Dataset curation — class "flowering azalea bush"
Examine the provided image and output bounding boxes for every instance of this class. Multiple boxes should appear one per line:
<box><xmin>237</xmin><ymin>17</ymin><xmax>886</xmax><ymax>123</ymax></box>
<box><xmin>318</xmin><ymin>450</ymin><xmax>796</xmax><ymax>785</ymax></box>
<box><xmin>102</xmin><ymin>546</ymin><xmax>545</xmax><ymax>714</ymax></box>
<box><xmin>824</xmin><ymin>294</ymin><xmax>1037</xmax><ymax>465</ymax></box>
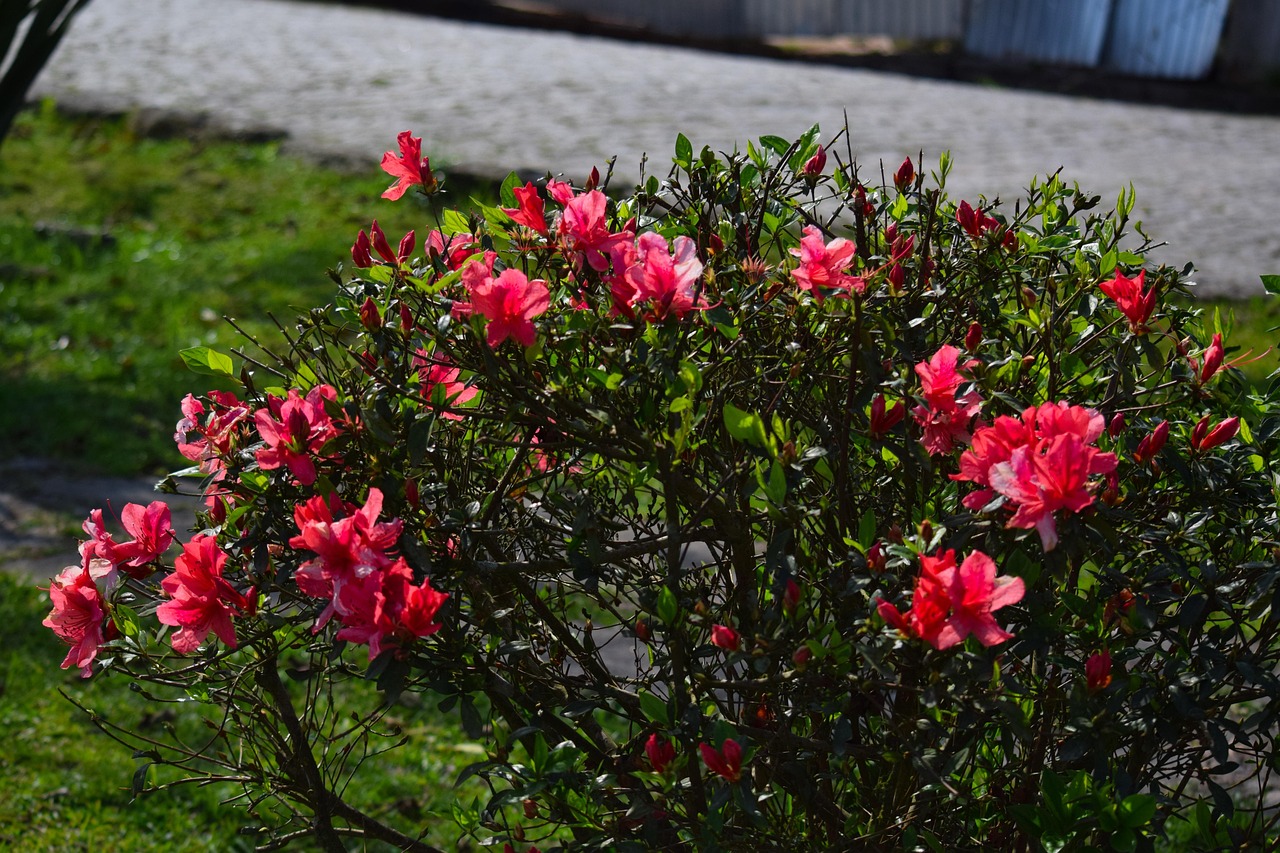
<box><xmin>43</xmin><ymin>125</ymin><xmax>1280</xmax><ymax>850</ymax></box>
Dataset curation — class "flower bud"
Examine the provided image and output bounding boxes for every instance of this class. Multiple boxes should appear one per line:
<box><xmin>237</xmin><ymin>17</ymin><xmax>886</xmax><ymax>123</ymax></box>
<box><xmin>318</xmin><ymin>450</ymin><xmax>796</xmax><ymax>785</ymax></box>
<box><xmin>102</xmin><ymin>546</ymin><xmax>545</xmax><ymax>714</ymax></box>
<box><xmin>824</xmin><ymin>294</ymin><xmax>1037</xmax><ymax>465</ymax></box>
<box><xmin>1086</xmin><ymin>650</ymin><xmax>1112</xmax><ymax>693</ymax></box>
<box><xmin>1108</xmin><ymin>412</ymin><xmax>1126</xmax><ymax>439</ymax></box>
<box><xmin>867</xmin><ymin>541</ymin><xmax>887</xmax><ymax>572</ymax></box>
<box><xmin>645</xmin><ymin>733</ymin><xmax>676</xmax><ymax>773</ymax></box>
<box><xmin>965</xmin><ymin>321</ymin><xmax>983</xmax><ymax>352</ymax></box>
<box><xmin>888</xmin><ymin>263</ymin><xmax>906</xmax><ymax>289</ymax></box>
<box><xmin>1198</xmin><ymin>333</ymin><xmax>1225</xmax><ymax>384</ymax></box>
<box><xmin>400</xmin><ymin>302</ymin><xmax>414</xmax><ymax>336</ymax></box>
<box><xmin>893</xmin><ymin>156</ymin><xmax>914</xmax><ymax>193</ymax></box>
<box><xmin>801</xmin><ymin>145</ymin><xmax>826</xmax><ymax>179</ymax></box>
<box><xmin>370</xmin><ymin>219</ymin><xmax>396</xmax><ymax>265</ymax></box>
<box><xmin>359</xmin><ymin>297</ymin><xmax>381</xmax><ymax>331</ymax></box>
<box><xmin>585</xmin><ymin>166</ymin><xmax>600</xmax><ymax>192</ymax></box>
<box><xmin>351</xmin><ymin>229</ymin><xmax>373</xmax><ymax>268</ymax></box>
<box><xmin>634</xmin><ymin>619</ymin><xmax>652</xmax><ymax>643</ymax></box>
<box><xmin>884</xmin><ymin>223</ymin><xmax>899</xmax><ymax>246</ymax></box>
<box><xmin>397</xmin><ymin>229</ymin><xmax>416</xmax><ymax>265</ymax></box>
<box><xmin>711</xmin><ymin>624</ymin><xmax>741</xmax><ymax>651</ymax></box>
<box><xmin>782</xmin><ymin>579</ymin><xmax>801</xmax><ymax>617</ymax></box>
<box><xmin>522</xmin><ymin>799</ymin><xmax>538</xmax><ymax>819</ymax></box>
<box><xmin>1194</xmin><ymin>415</ymin><xmax>1239</xmax><ymax>452</ymax></box>
<box><xmin>707</xmin><ymin>232</ymin><xmax>724</xmax><ymax>254</ymax></box>
<box><xmin>1134</xmin><ymin>420</ymin><xmax>1169</xmax><ymax>465</ymax></box>
<box><xmin>1002</xmin><ymin>228</ymin><xmax>1018</xmax><ymax>252</ymax></box>
<box><xmin>792</xmin><ymin>645</ymin><xmax>813</xmax><ymax>669</ymax></box>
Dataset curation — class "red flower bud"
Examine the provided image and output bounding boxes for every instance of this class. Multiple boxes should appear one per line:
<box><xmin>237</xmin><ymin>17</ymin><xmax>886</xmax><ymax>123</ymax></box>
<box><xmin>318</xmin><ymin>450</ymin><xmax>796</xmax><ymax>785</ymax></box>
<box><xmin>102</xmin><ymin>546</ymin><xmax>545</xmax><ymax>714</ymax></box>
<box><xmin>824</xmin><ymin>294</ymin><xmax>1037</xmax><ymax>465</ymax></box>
<box><xmin>707</xmin><ymin>232</ymin><xmax>724</xmax><ymax>254</ymax></box>
<box><xmin>646</xmin><ymin>733</ymin><xmax>676</xmax><ymax>774</ymax></box>
<box><xmin>867</xmin><ymin>541</ymin><xmax>887</xmax><ymax>573</ymax></box>
<box><xmin>370</xmin><ymin>219</ymin><xmax>396</xmax><ymax>264</ymax></box>
<box><xmin>711</xmin><ymin>624</ymin><xmax>741</xmax><ymax>651</ymax></box>
<box><xmin>1133</xmin><ymin>420</ymin><xmax>1169</xmax><ymax>465</ymax></box>
<box><xmin>351</xmin><ymin>229</ymin><xmax>373</xmax><ymax>268</ymax></box>
<box><xmin>1198</xmin><ymin>333</ymin><xmax>1225</xmax><ymax>384</ymax></box>
<box><xmin>782</xmin><ymin>578</ymin><xmax>801</xmax><ymax>617</ymax></box>
<box><xmin>1108</xmin><ymin>412</ymin><xmax>1126</xmax><ymax>439</ymax></box>
<box><xmin>888</xmin><ymin>263</ymin><xmax>906</xmax><ymax>288</ymax></box>
<box><xmin>399</xmin><ymin>302</ymin><xmax>414</xmax><ymax>335</ymax></box>
<box><xmin>801</xmin><ymin>145</ymin><xmax>826</xmax><ymax>179</ymax></box>
<box><xmin>699</xmin><ymin>738</ymin><xmax>743</xmax><ymax>783</ymax></box>
<box><xmin>965</xmin><ymin>321</ymin><xmax>983</xmax><ymax>352</ymax></box>
<box><xmin>1193</xmin><ymin>415</ymin><xmax>1239</xmax><ymax>452</ymax></box>
<box><xmin>893</xmin><ymin>156</ymin><xmax>914</xmax><ymax>192</ymax></box>
<box><xmin>792</xmin><ymin>645</ymin><xmax>813</xmax><ymax>669</ymax></box>
<box><xmin>405</xmin><ymin>478</ymin><xmax>420</xmax><ymax>509</ymax></box>
<box><xmin>1002</xmin><ymin>228</ymin><xmax>1018</xmax><ymax>252</ymax></box>
<box><xmin>634</xmin><ymin>619</ymin><xmax>652</xmax><ymax>643</ymax></box>
<box><xmin>359</xmin><ymin>297</ymin><xmax>381</xmax><ymax>331</ymax></box>
<box><xmin>1086</xmin><ymin>650</ymin><xmax>1112</xmax><ymax>693</ymax></box>
<box><xmin>586</xmin><ymin>166</ymin><xmax>600</xmax><ymax>192</ymax></box>
<box><xmin>522</xmin><ymin>799</ymin><xmax>538</xmax><ymax>819</ymax></box>
<box><xmin>868</xmin><ymin>394</ymin><xmax>905</xmax><ymax>439</ymax></box>
<box><xmin>397</xmin><ymin>229</ymin><xmax>416</xmax><ymax>265</ymax></box>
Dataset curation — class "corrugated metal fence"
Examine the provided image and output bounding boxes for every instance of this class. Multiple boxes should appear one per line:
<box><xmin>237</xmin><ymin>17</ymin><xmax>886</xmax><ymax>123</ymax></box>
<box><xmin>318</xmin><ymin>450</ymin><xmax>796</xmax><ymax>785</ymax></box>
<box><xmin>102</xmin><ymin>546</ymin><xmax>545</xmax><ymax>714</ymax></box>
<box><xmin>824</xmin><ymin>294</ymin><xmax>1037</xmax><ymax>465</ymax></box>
<box><xmin>531</xmin><ymin>0</ymin><xmax>1271</xmax><ymax>81</ymax></box>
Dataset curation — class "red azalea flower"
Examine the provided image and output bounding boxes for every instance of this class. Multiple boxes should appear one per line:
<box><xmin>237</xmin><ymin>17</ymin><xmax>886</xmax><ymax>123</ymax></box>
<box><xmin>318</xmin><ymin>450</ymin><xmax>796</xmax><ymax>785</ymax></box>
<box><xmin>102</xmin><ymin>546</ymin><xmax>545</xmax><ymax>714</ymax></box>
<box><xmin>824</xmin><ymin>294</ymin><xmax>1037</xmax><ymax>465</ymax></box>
<box><xmin>414</xmin><ymin>349</ymin><xmax>478</xmax><ymax>420</ymax></box>
<box><xmin>1098</xmin><ymin>269</ymin><xmax>1157</xmax><ymax>333</ymax></box>
<box><xmin>156</xmin><ymin>535</ymin><xmax>250</xmax><ymax>654</ymax></box>
<box><xmin>502</xmin><ymin>181</ymin><xmax>548</xmax><ymax>235</ymax></box>
<box><xmin>878</xmin><ymin>548</ymin><xmax>1023</xmax><ymax>650</ymax></box>
<box><xmin>380</xmin><ymin>130</ymin><xmax>436</xmax><ymax>200</ymax></box>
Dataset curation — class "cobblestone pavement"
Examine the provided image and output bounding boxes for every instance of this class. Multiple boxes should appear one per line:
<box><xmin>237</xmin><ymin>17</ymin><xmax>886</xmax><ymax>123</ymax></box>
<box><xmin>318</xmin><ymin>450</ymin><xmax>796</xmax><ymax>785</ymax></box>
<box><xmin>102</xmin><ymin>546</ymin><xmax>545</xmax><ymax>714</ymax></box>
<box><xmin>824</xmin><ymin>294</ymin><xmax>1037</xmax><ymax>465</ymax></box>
<box><xmin>30</xmin><ymin>0</ymin><xmax>1280</xmax><ymax>298</ymax></box>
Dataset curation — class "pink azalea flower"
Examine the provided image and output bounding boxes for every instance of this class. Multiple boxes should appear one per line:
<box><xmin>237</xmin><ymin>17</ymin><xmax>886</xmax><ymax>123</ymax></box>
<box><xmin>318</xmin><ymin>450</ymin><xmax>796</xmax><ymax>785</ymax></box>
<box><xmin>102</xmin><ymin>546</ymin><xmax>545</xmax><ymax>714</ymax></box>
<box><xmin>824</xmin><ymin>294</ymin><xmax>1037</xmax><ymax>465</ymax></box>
<box><xmin>108</xmin><ymin>501</ymin><xmax>175</xmax><ymax>577</ymax></box>
<box><xmin>989</xmin><ymin>433</ymin><xmax>1117</xmax><ymax>552</ymax></box>
<box><xmin>1098</xmin><ymin>269</ymin><xmax>1156</xmax><ymax>333</ymax></box>
<box><xmin>557</xmin><ymin>189</ymin><xmax>625</xmax><ymax>272</ymax></box>
<box><xmin>467</xmin><ymin>268</ymin><xmax>551</xmax><ymax>348</ymax></box>
<box><xmin>156</xmin><ymin>535</ymin><xmax>251</xmax><ymax>654</ymax></box>
<box><xmin>878</xmin><ymin>548</ymin><xmax>1023</xmax><ymax>650</ymax></box>
<box><xmin>622</xmin><ymin>233</ymin><xmax>708</xmax><ymax>320</ymax></box>
<box><xmin>425</xmin><ymin>229</ymin><xmax>480</xmax><ymax>271</ymax></box>
<box><xmin>414</xmin><ymin>349</ymin><xmax>478</xmax><ymax>420</ymax></box>
<box><xmin>254</xmin><ymin>385</ymin><xmax>340</xmax><ymax>485</ymax></box>
<box><xmin>380</xmin><ymin>130</ymin><xmax>436</xmax><ymax>200</ymax></box>
<box><xmin>330</xmin><ymin>558</ymin><xmax>448</xmax><ymax>660</ymax></box>
<box><xmin>953</xmin><ymin>413</ymin><xmax>1035</xmax><ymax>509</ymax></box>
<box><xmin>502</xmin><ymin>181</ymin><xmax>548</xmax><ymax>235</ymax></box>
<box><xmin>43</xmin><ymin>564</ymin><xmax>109</xmax><ymax>677</ymax></box>
<box><xmin>790</xmin><ymin>225</ymin><xmax>862</xmax><ymax>300</ymax></box>
<box><xmin>911</xmin><ymin>345</ymin><xmax>984</xmax><ymax>455</ymax></box>
<box><xmin>175</xmin><ymin>391</ymin><xmax>249</xmax><ymax>473</ymax></box>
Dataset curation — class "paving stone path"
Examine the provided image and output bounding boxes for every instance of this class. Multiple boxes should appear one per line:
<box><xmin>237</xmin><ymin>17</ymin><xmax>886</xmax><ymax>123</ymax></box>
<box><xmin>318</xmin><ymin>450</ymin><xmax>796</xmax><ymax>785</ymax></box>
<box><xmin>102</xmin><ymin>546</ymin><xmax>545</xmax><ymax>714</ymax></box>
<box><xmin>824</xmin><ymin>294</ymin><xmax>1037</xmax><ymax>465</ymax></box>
<box><xmin>30</xmin><ymin>0</ymin><xmax>1280</xmax><ymax>300</ymax></box>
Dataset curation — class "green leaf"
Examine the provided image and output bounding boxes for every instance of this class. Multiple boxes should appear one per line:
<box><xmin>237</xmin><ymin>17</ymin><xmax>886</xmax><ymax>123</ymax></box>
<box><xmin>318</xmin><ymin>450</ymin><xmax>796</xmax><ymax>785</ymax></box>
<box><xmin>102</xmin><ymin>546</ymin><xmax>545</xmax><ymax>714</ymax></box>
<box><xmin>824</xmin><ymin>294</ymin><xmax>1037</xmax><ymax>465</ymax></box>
<box><xmin>111</xmin><ymin>603</ymin><xmax>141</xmax><ymax>638</ymax></box>
<box><xmin>763</xmin><ymin>460</ymin><xmax>786</xmax><ymax>506</ymax></box>
<box><xmin>179</xmin><ymin>346</ymin><xmax>235</xmax><ymax>378</ymax></box>
<box><xmin>723</xmin><ymin>404</ymin><xmax>768</xmax><ymax>448</ymax></box>
<box><xmin>638</xmin><ymin>689</ymin><xmax>670</xmax><ymax>725</ymax></box>
<box><xmin>656</xmin><ymin>586</ymin><xmax>678</xmax><ymax>624</ymax></box>
<box><xmin>759</xmin><ymin>135</ymin><xmax>791</xmax><ymax>158</ymax></box>
<box><xmin>499</xmin><ymin>171</ymin><xmax>521</xmax><ymax>208</ymax></box>
<box><xmin>675</xmin><ymin>133</ymin><xmax>692</xmax><ymax>166</ymax></box>
<box><xmin>1261</xmin><ymin>275</ymin><xmax>1280</xmax><ymax>295</ymax></box>
<box><xmin>441</xmin><ymin>208</ymin><xmax>471</xmax><ymax>237</ymax></box>
<box><xmin>669</xmin><ymin>396</ymin><xmax>692</xmax><ymax>414</ymax></box>
<box><xmin>1117</xmin><ymin>794</ymin><xmax>1156</xmax><ymax>829</ymax></box>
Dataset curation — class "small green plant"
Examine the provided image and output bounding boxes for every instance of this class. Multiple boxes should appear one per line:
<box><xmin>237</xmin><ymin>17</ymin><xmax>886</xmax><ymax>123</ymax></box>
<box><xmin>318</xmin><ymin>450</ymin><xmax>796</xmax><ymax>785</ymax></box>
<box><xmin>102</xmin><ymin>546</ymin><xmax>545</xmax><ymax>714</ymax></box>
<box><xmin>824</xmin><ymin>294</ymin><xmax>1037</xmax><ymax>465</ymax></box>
<box><xmin>40</xmin><ymin>125</ymin><xmax>1280</xmax><ymax>850</ymax></box>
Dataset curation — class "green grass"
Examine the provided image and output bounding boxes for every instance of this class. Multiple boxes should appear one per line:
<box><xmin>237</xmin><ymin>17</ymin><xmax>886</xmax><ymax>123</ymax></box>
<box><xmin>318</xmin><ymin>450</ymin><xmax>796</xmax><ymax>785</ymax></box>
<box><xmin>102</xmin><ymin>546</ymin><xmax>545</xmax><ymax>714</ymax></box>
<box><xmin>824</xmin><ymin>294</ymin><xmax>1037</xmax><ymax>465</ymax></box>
<box><xmin>0</xmin><ymin>101</ymin><xmax>494</xmax><ymax>475</ymax></box>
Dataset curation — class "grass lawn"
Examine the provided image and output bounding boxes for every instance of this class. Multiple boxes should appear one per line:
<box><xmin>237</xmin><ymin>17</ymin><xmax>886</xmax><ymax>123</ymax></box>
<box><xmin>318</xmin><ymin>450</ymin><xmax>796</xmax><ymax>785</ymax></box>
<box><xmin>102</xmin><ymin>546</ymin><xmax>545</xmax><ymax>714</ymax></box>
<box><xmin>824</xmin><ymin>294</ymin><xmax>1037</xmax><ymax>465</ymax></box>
<box><xmin>0</xmin><ymin>101</ymin><xmax>494</xmax><ymax>476</ymax></box>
